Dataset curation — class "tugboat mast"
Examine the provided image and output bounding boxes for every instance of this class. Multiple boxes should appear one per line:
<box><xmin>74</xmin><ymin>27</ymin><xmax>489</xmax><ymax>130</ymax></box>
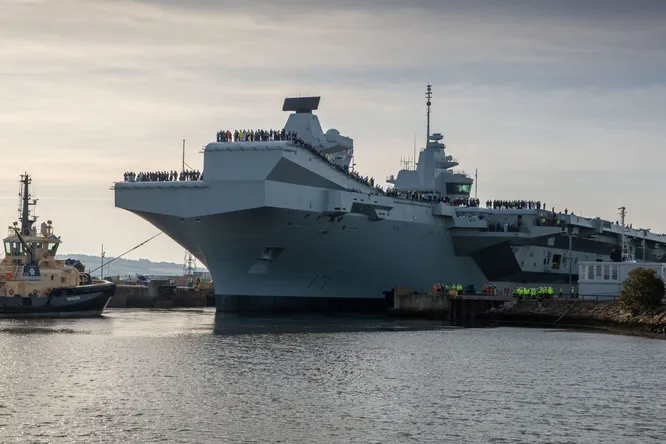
<box><xmin>18</xmin><ymin>173</ymin><xmax>37</xmax><ymax>236</ymax></box>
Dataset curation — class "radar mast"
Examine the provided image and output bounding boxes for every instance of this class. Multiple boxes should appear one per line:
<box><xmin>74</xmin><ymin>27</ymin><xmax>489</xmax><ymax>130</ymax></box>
<box><xmin>425</xmin><ymin>84</ymin><xmax>432</xmax><ymax>145</ymax></box>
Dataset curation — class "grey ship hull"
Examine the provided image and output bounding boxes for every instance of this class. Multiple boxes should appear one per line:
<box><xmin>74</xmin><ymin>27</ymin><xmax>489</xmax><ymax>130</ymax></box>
<box><xmin>124</xmin><ymin>202</ymin><xmax>487</xmax><ymax>312</ymax></box>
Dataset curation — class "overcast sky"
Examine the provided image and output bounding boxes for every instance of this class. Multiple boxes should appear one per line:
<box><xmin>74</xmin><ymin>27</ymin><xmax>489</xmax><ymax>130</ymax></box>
<box><xmin>1</xmin><ymin>0</ymin><xmax>665</xmax><ymax>264</ymax></box>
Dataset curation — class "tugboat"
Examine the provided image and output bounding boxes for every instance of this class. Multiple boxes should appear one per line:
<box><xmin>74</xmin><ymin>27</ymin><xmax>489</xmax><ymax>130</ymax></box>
<box><xmin>0</xmin><ymin>174</ymin><xmax>115</xmax><ymax>318</ymax></box>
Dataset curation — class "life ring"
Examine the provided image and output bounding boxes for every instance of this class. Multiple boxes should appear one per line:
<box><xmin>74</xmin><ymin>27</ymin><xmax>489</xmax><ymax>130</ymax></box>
<box><xmin>8</xmin><ymin>289</ymin><xmax>14</xmax><ymax>296</ymax></box>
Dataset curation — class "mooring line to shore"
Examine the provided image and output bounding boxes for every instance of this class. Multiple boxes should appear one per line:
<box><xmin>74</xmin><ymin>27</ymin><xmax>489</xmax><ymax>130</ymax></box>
<box><xmin>553</xmin><ymin>302</ymin><xmax>578</xmax><ymax>325</ymax></box>
<box><xmin>88</xmin><ymin>232</ymin><xmax>163</xmax><ymax>274</ymax></box>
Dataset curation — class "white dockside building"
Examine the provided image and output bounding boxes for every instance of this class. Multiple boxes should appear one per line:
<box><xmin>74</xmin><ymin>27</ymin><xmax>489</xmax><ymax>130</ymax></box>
<box><xmin>577</xmin><ymin>261</ymin><xmax>666</xmax><ymax>300</ymax></box>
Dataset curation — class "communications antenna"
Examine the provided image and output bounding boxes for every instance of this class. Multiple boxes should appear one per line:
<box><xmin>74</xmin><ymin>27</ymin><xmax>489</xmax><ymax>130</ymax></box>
<box><xmin>184</xmin><ymin>251</ymin><xmax>197</xmax><ymax>276</ymax></box>
<box><xmin>413</xmin><ymin>132</ymin><xmax>417</xmax><ymax>170</ymax></box>
<box><xmin>18</xmin><ymin>173</ymin><xmax>38</xmax><ymax>235</ymax></box>
<box><xmin>618</xmin><ymin>206</ymin><xmax>632</xmax><ymax>261</ymax></box>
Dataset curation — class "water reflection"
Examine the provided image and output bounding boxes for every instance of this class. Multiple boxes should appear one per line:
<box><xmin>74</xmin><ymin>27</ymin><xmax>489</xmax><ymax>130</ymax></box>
<box><xmin>0</xmin><ymin>326</ymin><xmax>90</xmax><ymax>335</ymax></box>
<box><xmin>212</xmin><ymin>313</ymin><xmax>455</xmax><ymax>335</ymax></box>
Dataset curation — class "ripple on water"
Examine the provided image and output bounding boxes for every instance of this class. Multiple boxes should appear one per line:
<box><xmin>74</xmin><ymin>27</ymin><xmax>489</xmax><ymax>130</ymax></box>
<box><xmin>0</xmin><ymin>311</ymin><xmax>665</xmax><ymax>443</ymax></box>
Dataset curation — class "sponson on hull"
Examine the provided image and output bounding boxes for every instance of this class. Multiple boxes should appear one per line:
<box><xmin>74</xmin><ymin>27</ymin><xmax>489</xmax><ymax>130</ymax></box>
<box><xmin>114</xmin><ymin>87</ymin><xmax>666</xmax><ymax>313</ymax></box>
<box><xmin>0</xmin><ymin>174</ymin><xmax>115</xmax><ymax>318</ymax></box>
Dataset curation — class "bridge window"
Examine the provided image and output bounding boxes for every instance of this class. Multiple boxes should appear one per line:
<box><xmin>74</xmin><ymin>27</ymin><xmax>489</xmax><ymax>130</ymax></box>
<box><xmin>6</xmin><ymin>241</ymin><xmax>23</xmax><ymax>256</ymax></box>
<box><xmin>48</xmin><ymin>243</ymin><xmax>59</xmax><ymax>256</ymax></box>
<box><xmin>445</xmin><ymin>183</ymin><xmax>472</xmax><ymax>195</ymax></box>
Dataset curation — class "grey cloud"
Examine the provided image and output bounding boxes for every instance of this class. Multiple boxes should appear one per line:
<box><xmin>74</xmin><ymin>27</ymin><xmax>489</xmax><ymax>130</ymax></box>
<box><xmin>132</xmin><ymin>0</ymin><xmax>666</xmax><ymax>21</ymax></box>
<box><xmin>2</xmin><ymin>0</ymin><xmax>666</xmax><ymax>261</ymax></box>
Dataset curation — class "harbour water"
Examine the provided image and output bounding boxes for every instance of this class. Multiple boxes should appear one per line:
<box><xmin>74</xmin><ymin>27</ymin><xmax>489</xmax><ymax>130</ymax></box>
<box><xmin>1</xmin><ymin>309</ymin><xmax>665</xmax><ymax>443</ymax></box>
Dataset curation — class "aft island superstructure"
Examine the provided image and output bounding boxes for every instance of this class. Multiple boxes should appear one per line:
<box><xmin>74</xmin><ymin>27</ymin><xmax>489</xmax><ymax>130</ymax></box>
<box><xmin>114</xmin><ymin>88</ymin><xmax>666</xmax><ymax>312</ymax></box>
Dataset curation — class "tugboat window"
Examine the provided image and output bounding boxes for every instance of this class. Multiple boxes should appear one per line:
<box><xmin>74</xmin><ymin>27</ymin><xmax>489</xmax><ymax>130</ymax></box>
<box><xmin>48</xmin><ymin>243</ymin><xmax>58</xmax><ymax>255</ymax></box>
<box><xmin>10</xmin><ymin>242</ymin><xmax>23</xmax><ymax>255</ymax></box>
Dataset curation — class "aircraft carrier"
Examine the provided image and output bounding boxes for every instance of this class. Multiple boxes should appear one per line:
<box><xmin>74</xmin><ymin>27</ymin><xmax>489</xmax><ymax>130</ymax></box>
<box><xmin>114</xmin><ymin>86</ymin><xmax>666</xmax><ymax>312</ymax></box>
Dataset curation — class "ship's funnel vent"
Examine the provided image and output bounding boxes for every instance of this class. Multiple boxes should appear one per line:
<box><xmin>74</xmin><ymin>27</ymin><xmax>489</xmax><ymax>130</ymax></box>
<box><xmin>283</xmin><ymin>97</ymin><xmax>321</xmax><ymax>114</ymax></box>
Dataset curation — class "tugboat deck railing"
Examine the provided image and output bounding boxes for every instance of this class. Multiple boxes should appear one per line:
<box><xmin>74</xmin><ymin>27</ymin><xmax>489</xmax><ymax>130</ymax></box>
<box><xmin>0</xmin><ymin>263</ymin><xmax>23</xmax><ymax>280</ymax></box>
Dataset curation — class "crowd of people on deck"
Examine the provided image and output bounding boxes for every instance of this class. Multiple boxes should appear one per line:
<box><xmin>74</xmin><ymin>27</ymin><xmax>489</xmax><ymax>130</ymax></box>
<box><xmin>214</xmin><ymin>127</ymin><xmax>381</xmax><ymax>192</ymax></box>
<box><xmin>216</xmin><ymin>129</ymin><xmax>298</xmax><ymax>142</ymax></box>
<box><xmin>485</xmin><ymin>211</ymin><xmax>566</xmax><ymax>233</ymax></box>
<box><xmin>383</xmin><ymin>190</ymin><xmax>484</xmax><ymax>207</ymax></box>
<box><xmin>534</xmin><ymin>214</ymin><xmax>565</xmax><ymax>227</ymax></box>
<box><xmin>289</xmin><ymin>135</ymin><xmax>383</xmax><ymax>192</ymax></box>
<box><xmin>486</xmin><ymin>200</ymin><xmax>546</xmax><ymax>210</ymax></box>
<box><xmin>451</xmin><ymin>197</ymin><xmax>480</xmax><ymax>207</ymax></box>
<box><xmin>123</xmin><ymin>170</ymin><xmax>202</xmax><ymax>182</ymax></box>
<box><xmin>487</xmin><ymin>221</ymin><xmax>525</xmax><ymax>232</ymax></box>
<box><xmin>484</xmin><ymin>200</ymin><xmax>578</xmax><ymax>225</ymax></box>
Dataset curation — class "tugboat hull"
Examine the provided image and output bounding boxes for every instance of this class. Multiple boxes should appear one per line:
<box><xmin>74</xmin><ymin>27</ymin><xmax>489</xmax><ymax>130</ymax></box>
<box><xmin>0</xmin><ymin>283</ymin><xmax>116</xmax><ymax>318</ymax></box>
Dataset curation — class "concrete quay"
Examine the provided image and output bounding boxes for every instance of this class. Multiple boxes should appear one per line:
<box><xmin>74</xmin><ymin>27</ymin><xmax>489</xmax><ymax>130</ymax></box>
<box><xmin>108</xmin><ymin>280</ymin><xmax>213</xmax><ymax>309</ymax></box>
<box><xmin>390</xmin><ymin>286</ymin><xmax>513</xmax><ymax>325</ymax></box>
<box><xmin>478</xmin><ymin>300</ymin><xmax>666</xmax><ymax>336</ymax></box>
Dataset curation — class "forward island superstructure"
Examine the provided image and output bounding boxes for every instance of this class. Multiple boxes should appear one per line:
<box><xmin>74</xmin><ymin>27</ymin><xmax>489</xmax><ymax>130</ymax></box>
<box><xmin>114</xmin><ymin>87</ymin><xmax>666</xmax><ymax>312</ymax></box>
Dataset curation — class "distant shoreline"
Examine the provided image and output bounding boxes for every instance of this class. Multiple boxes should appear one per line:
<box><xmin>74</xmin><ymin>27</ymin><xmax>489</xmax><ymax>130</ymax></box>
<box><xmin>56</xmin><ymin>253</ymin><xmax>209</xmax><ymax>276</ymax></box>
